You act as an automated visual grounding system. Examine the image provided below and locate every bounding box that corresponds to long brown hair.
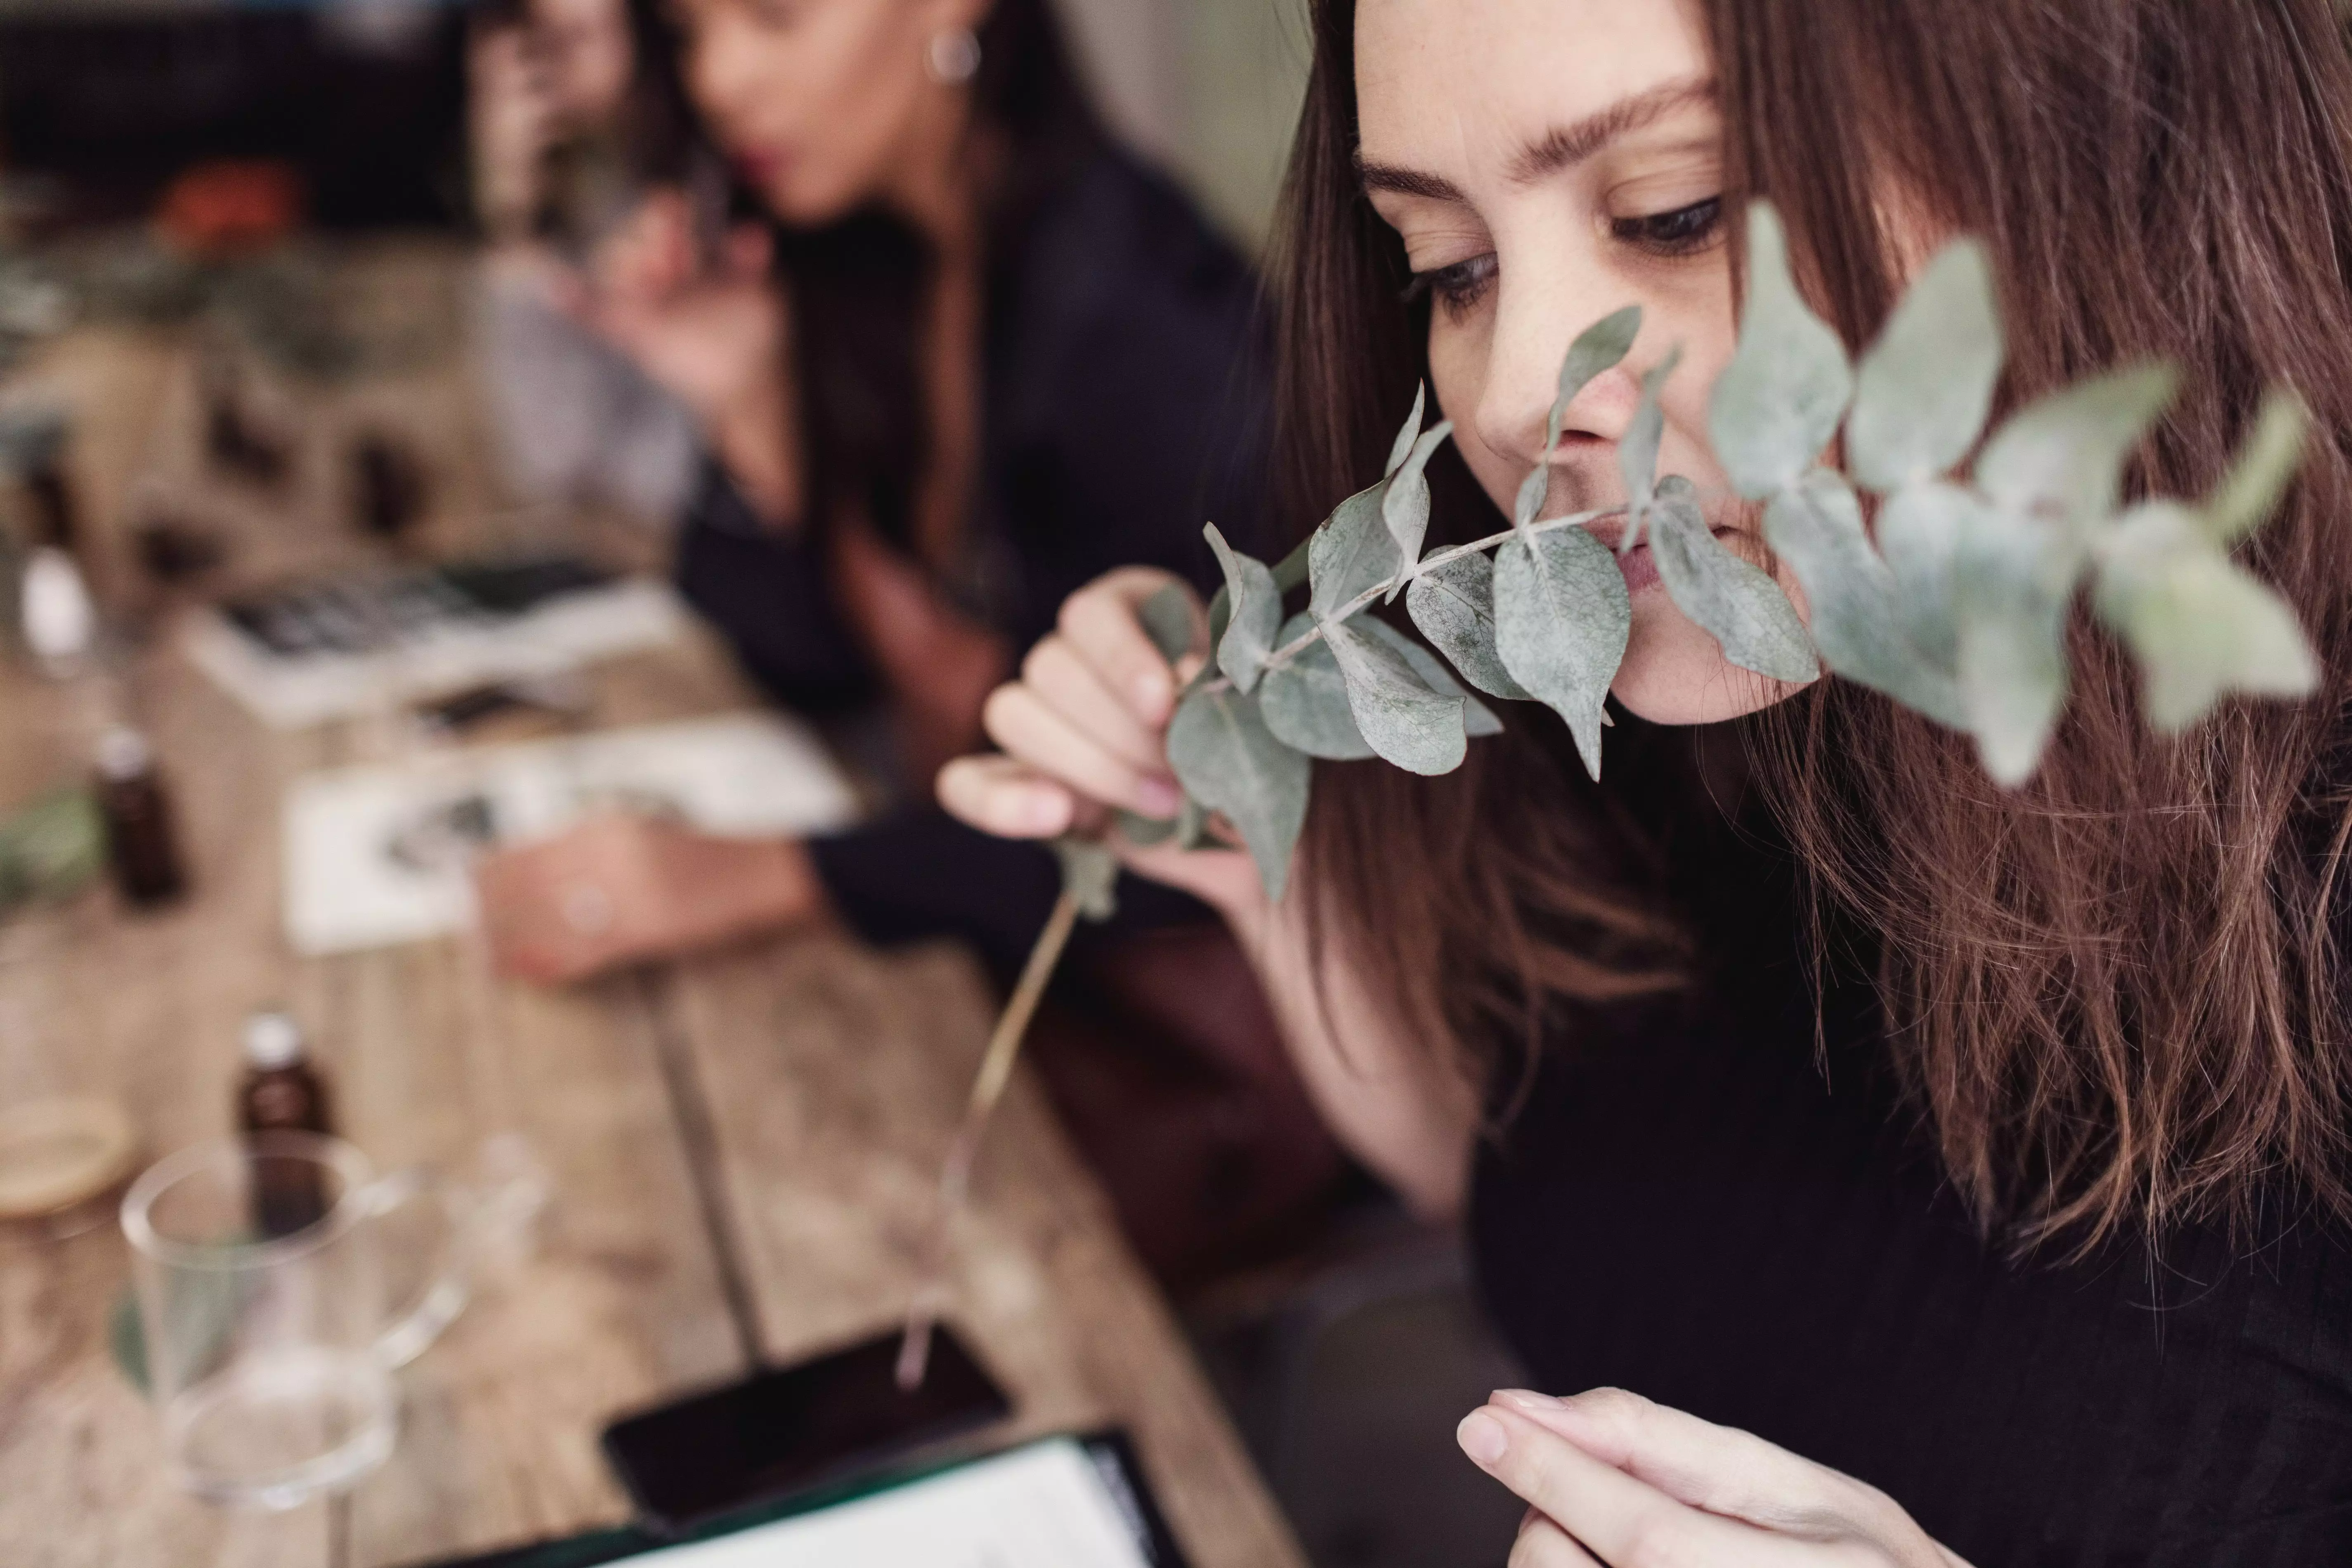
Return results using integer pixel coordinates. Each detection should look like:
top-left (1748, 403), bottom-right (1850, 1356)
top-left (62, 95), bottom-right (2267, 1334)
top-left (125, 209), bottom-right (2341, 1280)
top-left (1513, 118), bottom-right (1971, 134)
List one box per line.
top-left (1278, 0), bottom-right (2352, 1248)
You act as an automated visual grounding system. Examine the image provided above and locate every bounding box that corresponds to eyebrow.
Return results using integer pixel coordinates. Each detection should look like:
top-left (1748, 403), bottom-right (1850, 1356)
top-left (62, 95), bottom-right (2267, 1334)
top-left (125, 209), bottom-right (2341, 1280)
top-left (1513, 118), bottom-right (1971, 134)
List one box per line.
top-left (1357, 78), bottom-right (1718, 201)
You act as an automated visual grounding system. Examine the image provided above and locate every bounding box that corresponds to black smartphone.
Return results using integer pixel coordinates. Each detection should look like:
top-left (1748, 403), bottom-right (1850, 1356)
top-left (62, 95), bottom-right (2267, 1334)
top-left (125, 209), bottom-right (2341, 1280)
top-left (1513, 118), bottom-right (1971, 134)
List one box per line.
top-left (600, 1326), bottom-right (1011, 1534)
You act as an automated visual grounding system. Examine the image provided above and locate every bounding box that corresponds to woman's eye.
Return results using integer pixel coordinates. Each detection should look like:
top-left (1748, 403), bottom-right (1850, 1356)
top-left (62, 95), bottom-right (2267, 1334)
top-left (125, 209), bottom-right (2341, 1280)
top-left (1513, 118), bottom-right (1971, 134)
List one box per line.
top-left (1404, 253), bottom-right (1499, 316)
top-left (1610, 197), bottom-right (1724, 258)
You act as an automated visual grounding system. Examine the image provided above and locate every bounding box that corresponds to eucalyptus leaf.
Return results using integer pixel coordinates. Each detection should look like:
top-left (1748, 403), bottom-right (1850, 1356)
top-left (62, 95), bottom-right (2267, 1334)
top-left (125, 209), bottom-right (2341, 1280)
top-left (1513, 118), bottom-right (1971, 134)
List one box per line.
top-left (1116, 810), bottom-right (1179, 848)
top-left (1138, 583), bottom-right (1200, 665)
top-left (1382, 420), bottom-right (1456, 574)
top-left (1762, 468), bottom-right (1967, 727)
top-left (1271, 534), bottom-right (1313, 595)
top-left (1322, 616), bottom-right (1469, 776)
top-left (1515, 466), bottom-right (1549, 532)
top-left (1164, 685), bottom-right (1311, 901)
top-left (1847, 239), bottom-right (2004, 492)
top-left (1310, 482), bottom-right (1404, 618)
top-left (1618, 347), bottom-right (1684, 552)
top-left (1406, 550), bottom-right (1536, 701)
top-left (1206, 524), bottom-right (1280, 693)
top-left (1953, 506), bottom-right (2079, 785)
top-left (2206, 388), bottom-right (2307, 546)
top-left (1875, 479), bottom-right (1987, 669)
top-left (1547, 305), bottom-right (1644, 452)
top-left (1051, 836), bottom-right (1122, 921)
top-left (1647, 495), bottom-right (1819, 683)
top-left (1177, 795), bottom-right (1211, 852)
top-left (1494, 523), bottom-right (1632, 779)
top-left (1386, 382), bottom-right (1429, 479)
top-left (2093, 501), bottom-right (2320, 731)
top-left (1709, 203), bottom-right (1855, 498)
top-left (1360, 616), bottom-right (1504, 736)
top-left (1976, 363), bottom-right (2178, 528)
top-left (1260, 612), bottom-right (1377, 760)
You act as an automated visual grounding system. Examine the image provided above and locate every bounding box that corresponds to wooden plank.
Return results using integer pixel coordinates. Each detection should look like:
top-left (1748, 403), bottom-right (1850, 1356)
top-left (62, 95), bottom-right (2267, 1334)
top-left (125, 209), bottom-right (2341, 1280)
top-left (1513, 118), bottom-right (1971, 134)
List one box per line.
top-left (663, 934), bottom-right (1309, 1568)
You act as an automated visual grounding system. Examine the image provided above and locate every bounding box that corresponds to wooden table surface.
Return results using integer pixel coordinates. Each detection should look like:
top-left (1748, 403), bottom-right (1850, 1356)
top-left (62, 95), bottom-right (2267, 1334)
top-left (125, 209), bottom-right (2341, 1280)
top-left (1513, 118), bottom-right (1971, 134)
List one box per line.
top-left (0, 251), bottom-right (1305, 1568)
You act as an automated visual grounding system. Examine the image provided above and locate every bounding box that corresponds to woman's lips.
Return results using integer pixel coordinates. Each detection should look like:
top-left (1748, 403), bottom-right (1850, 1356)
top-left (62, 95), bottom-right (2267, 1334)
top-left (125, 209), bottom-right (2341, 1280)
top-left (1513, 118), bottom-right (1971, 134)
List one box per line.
top-left (730, 149), bottom-right (786, 189)
top-left (1618, 541), bottom-right (1662, 595)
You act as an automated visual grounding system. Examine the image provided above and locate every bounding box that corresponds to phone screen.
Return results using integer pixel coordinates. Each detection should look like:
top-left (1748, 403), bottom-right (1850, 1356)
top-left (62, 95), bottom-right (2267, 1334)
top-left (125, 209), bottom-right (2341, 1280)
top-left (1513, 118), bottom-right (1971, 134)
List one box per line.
top-left (600, 1328), bottom-right (1011, 1533)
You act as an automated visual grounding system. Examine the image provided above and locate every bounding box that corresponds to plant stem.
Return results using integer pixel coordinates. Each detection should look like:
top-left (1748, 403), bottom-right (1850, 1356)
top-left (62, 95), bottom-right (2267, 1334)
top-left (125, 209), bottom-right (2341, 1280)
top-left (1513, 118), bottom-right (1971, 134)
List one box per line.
top-left (1226, 503), bottom-right (1629, 689)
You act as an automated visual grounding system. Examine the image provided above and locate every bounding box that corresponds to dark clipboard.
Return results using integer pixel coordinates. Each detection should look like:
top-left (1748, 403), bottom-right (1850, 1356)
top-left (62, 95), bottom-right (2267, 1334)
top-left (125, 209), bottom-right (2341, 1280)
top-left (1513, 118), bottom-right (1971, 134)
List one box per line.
top-left (397, 1430), bottom-right (1191, 1568)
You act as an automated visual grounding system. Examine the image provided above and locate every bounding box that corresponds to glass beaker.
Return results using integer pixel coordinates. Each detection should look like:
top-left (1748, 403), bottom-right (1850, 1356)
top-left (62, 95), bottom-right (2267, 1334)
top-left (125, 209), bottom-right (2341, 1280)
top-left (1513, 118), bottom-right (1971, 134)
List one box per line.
top-left (0, 902), bottom-right (136, 1237)
top-left (119, 1131), bottom-right (541, 1509)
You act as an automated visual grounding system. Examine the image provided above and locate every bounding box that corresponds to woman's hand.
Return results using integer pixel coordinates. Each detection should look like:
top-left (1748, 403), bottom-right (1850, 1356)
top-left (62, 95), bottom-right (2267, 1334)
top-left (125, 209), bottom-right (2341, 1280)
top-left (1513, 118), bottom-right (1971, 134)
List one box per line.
top-left (1458, 1389), bottom-right (1972, 1568)
top-left (935, 567), bottom-right (1263, 919)
top-left (473, 815), bottom-right (822, 985)
top-left (570, 191), bottom-right (801, 521)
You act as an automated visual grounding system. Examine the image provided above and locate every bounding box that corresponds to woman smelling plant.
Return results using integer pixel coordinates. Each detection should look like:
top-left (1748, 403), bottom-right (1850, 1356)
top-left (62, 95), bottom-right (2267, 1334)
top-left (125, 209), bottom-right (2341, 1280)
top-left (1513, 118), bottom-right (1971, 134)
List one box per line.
top-left (941, 0), bottom-right (2352, 1559)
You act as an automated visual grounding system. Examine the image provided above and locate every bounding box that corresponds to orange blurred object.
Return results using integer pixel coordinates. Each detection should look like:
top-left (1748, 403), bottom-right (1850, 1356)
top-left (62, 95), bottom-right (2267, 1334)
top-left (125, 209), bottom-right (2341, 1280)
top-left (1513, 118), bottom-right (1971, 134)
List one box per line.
top-left (154, 160), bottom-right (306, 258)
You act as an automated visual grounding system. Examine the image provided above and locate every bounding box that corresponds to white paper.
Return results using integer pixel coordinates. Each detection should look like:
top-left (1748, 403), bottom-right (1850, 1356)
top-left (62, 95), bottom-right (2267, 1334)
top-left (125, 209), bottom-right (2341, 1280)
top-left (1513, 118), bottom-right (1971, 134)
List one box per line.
top-left (283, 713), bottom-right (861, 956)
top-left (628, 1440), bottom-right (1157, 1568)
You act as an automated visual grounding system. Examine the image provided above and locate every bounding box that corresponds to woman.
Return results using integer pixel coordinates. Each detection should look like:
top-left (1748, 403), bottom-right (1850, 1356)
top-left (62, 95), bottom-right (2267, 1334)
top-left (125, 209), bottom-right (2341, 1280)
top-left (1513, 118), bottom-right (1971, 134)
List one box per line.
top-left (941, 0), bottom-right (2352, 1560)
top-left (474, 0), bottom-right (1341, 1283)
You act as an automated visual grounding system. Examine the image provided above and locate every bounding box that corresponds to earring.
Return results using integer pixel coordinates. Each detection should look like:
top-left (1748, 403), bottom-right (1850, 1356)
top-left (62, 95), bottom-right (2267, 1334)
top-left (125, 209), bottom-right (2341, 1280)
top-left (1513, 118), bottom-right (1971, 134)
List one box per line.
top-left (926, 24), bottom-right (981, 85)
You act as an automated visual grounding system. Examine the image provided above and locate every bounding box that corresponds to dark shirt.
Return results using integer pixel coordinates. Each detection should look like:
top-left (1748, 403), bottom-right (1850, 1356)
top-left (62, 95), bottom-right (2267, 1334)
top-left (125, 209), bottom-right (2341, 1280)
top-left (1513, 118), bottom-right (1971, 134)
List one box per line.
top-left (1470, 720), bottom-right (2352, 1567)
top-left (675, 145), bottom-right (1271, 972)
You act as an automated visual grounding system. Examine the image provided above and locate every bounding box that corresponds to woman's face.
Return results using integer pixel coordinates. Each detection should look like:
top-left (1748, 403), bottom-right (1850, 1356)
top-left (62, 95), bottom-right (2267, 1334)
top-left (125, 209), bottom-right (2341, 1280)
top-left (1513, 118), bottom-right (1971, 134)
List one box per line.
top-left (1356, 0), bottom-right (1802, 725)
top-left (669, 0), bottom-right (983, 226)
top-left (532, 0), bottom-right (637, 128)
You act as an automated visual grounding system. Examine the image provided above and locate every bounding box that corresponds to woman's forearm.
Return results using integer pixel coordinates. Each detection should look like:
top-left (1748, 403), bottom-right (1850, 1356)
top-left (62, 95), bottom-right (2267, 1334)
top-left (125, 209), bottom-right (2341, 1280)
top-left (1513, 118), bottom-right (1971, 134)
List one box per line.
top-left (1219, 880), bottom-right (1479, 1222)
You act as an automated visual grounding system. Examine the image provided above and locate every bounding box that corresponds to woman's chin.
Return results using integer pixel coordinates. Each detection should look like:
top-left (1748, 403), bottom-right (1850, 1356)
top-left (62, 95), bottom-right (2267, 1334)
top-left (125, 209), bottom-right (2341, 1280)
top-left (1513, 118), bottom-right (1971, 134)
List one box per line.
top-left (1607, 594), bottom-right (1803, 726)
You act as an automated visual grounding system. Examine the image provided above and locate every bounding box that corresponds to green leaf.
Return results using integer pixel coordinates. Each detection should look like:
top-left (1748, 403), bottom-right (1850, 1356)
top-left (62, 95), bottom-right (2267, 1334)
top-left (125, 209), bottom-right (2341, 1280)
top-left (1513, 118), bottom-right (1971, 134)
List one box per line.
top-left (1514, 465), bottom-right (1549, 531)
top-left (2206, 388), bottom-right (2307, 546)
top-left (1115, 810), bottom-right (1178, 848)
top-left (1494, 523), bottom-right (1632, 779)
top-left (1259, 612), bottom-right (1377, 760)
top-left (1322, 616), bottom-right (1469, 776)
top-left (1205, 524), bottom-right (1281, 693)
top-left (1976, 364), bottom-right (2177, 528)
top-left (1176, 795), bottom-right (1212, 851)
top-left (1382, 420), bottom-right (1455, 574)
top-left (1138, 583), bottom-right (1200, 665)
top-left (1709, 202), bottom-right (1854, 498)
top-left (1310, 482), bottom-right (1404, 619)
top-left (1406, 550), bottom-right (1536, 702)
top-left (1547, 305), bottom-right (1644, 452)
top-left (1953, 506), bottom-right (2080, 784)
top-left (1164, 685), bottom-right (1311, 901)
top-left (0, 788), bottom-right (104, 916)
top-left (1271, 535), bottom-right (1312, 595)
top-left (1647, 494), bottom-right (1819, 684)
top-left (1617, 347), bottom-right (1683, 552)
top-left (1051, 836), bottom-right (1122, 921)
top-left (2093, 501), bottom-right (2319, 731)
top-left (1385, 382), bottom-right (1429, 479)
top-left (1874, 479), bottom-right (1987, 670)
top-left (1847, 239), bottom-right (2004, 492)
top-left (1359, 616), bottom-right (1503, 736)
top-left (1762, 469), bottom-right (1967, 727)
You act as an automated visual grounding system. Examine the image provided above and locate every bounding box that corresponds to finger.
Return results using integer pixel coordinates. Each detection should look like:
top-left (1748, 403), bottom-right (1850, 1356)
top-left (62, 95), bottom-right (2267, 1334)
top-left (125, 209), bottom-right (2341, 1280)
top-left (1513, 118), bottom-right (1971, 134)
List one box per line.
top-left (1493, 1389), bottom-right (1899, 1536)
top-left (1507, 1515), bottom-right (1603, 1568)
top-left (983, 685), bottom-right (1185, 817)
top-left (936, 753), bottom-right (1078, 839)
top-left (1057, 568), bottom-right (1195, 726)
top-left (1459, 1405), bottom-right (1778, 1568)
top-left (1021, 635), bottom-right (1170, 774)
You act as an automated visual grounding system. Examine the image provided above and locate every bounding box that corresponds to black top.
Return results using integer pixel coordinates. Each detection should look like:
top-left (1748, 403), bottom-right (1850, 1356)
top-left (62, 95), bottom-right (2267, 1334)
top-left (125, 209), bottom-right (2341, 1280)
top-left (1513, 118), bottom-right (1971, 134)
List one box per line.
top-left (1470, 720), bottom-right (2352, 1567)
top-left (675, 145), bottom-right (1272, 968)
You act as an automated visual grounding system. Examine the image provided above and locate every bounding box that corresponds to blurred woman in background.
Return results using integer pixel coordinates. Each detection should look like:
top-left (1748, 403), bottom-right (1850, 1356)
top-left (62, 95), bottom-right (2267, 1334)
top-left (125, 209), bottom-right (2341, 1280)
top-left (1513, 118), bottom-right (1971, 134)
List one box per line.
top-left (472, 0), bottom-right (1340, 1283)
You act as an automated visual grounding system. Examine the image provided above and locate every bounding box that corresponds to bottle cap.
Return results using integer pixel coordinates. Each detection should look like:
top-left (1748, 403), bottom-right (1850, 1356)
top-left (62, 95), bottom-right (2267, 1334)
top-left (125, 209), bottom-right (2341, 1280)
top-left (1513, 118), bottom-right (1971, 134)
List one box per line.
top-left (242, 1012), bottom-right (305, 1071)
top-left (94, 727), bottom-right (153, 781)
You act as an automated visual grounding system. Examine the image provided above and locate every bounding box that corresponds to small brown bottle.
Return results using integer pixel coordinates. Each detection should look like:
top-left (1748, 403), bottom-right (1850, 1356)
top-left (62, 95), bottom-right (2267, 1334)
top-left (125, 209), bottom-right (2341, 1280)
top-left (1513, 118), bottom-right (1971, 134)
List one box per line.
top-left (238, 1012), bottom-right (336, 1237)
top-left (94, 728), bottom-right (188, 909)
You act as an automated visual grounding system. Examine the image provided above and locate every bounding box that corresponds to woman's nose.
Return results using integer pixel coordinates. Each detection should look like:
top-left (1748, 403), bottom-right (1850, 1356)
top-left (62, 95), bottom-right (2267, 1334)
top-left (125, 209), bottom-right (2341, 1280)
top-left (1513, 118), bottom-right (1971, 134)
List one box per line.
top-left (1474, 279), bottom-right (1642, 468)
top-left (687, 14), bottom-right (763, 124)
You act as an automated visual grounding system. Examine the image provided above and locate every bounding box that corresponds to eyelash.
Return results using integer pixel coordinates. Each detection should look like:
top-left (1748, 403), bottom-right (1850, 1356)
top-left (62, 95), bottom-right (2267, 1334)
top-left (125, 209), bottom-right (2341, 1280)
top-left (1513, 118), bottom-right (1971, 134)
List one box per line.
top-left (1402, 196), bottom-right (1725, 316)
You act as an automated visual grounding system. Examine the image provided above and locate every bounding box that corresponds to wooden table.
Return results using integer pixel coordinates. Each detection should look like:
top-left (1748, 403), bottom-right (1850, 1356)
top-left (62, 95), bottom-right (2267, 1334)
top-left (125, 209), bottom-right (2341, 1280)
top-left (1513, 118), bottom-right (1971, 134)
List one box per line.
top-left (0, 258), bottom-right (1304, 1568)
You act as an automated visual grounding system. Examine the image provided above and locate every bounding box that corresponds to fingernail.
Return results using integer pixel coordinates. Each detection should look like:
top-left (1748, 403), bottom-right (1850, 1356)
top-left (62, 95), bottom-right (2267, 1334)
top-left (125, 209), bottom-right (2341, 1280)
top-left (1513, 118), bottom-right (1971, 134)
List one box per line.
top-left (1457, 1411), bottom-right (1509, 1466)
top-left (1136, 777), bottom-right (1183, 816)
top-left (1495, 1389), bottom-right (1561, 1412)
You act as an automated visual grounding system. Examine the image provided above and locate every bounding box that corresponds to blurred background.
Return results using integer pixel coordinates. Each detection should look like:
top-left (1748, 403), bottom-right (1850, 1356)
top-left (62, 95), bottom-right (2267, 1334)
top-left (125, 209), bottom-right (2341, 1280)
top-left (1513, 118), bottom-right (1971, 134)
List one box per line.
top-left (0, 3), bottom-right (1532, 1564)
